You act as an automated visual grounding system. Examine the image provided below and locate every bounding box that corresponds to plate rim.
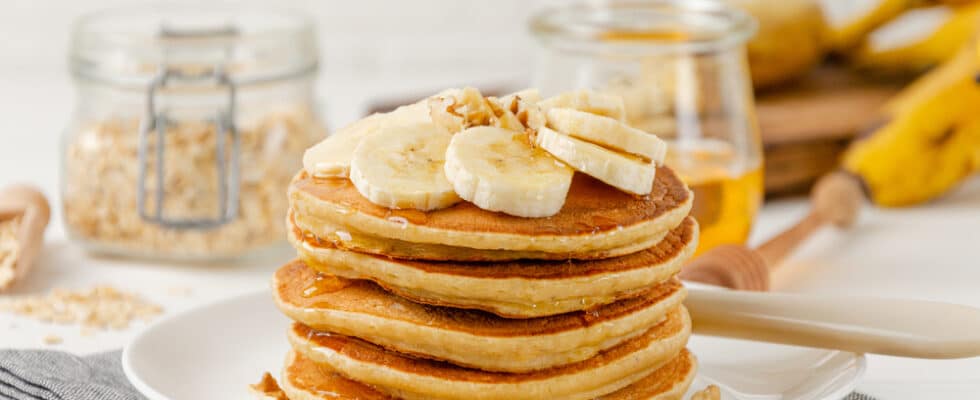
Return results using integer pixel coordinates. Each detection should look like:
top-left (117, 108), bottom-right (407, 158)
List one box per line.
top-left (123, 290), bottom-right (867, 400)
top-left (122, 289), bottom-right (271, 400)
top-left (817, 352), bottom-right (867, 399)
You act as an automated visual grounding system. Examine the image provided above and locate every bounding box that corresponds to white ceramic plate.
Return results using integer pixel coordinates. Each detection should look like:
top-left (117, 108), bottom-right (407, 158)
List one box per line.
top-left (123, 290), bottom-right (865, 400)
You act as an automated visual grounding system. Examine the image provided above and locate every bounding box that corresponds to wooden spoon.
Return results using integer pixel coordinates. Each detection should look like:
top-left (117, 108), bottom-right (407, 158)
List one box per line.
top-left (680, 171), bottom-right (864, 291)
top-left (0, 184), bottom-right (50, 291)
top-left (687, 285), bottom-right (980, 359)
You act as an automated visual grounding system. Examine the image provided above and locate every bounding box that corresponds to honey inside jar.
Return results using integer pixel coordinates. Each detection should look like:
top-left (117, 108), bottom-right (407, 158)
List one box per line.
top-left (599, 30), bottom-right (692, 42)
top-left (667, 143), bottom-right (763, 256)
top-left (601, 29), bottom-right (763, 257)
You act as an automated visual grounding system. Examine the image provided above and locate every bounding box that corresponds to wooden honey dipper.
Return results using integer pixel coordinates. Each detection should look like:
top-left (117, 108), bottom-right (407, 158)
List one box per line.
top-left (0, 184), bottom-right (50, 291)
top-left (680, 171), bottom-right (864, 291)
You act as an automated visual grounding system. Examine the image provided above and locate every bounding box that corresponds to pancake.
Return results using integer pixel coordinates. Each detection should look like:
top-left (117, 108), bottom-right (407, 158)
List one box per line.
top-left (289, 210), bottom-right (673, 262)
top-left (274, 350), bottom-right (696, 400)
top-left (288, 167), bottom-right (692, 261)
top-left (286, 307), bottom-right (692, 400)
top-left (289, 217), bottom-right (697, 318)
top-left (274, 260), bottom-right (687, 372)
top-left (595, 349), bottom-right (696, 400)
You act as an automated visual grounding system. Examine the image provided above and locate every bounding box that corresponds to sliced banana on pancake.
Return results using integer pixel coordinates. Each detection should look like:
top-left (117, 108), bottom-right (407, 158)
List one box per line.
top-left (349, 122), bottom-right (461, 211)
top-left (546, 107), bottom-right (667, 163)
top-left (302, 114), bottom-right (383, 178)
top-left (535, 126), bottom-right (656, 195)
top-left (302, 102), bottom-right (430, 178)
top-left (539, 89), bottom-right (627, 121)
top-left (445, 126), bottom-right (573, 217)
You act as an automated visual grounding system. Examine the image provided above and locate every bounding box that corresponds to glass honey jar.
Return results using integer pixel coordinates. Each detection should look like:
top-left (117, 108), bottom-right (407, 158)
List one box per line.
top-left (531, 0), bottom-right (764, 255)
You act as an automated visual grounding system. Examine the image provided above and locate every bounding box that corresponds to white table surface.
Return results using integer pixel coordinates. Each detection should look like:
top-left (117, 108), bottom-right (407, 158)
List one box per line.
top-left (2, 71), bottom-right (980, 399)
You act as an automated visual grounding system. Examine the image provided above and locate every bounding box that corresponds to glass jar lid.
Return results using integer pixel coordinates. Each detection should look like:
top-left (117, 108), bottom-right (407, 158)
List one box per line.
top-left (530, 0), bottom-right (757, 56)
top-left (71, 4), bottom-right (317, 88)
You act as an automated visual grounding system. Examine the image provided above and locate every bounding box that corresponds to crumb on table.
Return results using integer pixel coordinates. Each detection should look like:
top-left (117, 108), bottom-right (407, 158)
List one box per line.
top-left (690, 384), bottom-right (721, 400)
top-left (0, 285), bottom-right (163, 334)
top-left (249, 372), bottom-right (288, 400)
top-left (42, 334), bottom-right (62, 345)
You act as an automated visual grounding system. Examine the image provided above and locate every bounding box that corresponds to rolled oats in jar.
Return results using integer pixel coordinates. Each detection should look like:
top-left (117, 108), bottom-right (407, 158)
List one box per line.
top-left (62, 6), bottom-right (324, 259)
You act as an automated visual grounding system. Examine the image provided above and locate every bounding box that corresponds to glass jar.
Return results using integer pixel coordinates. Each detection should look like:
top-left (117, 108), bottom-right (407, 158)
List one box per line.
top-left (62, 5), bottom-right (324, 260)
top-left (531, 0), bottom-right (764, 256)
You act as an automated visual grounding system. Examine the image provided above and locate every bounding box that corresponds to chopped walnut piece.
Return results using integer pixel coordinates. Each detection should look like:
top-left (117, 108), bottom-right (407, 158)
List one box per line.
top-left (428, 87), bottom-right (497, 133)
top-left (428, 88), bottom-right (545, 141)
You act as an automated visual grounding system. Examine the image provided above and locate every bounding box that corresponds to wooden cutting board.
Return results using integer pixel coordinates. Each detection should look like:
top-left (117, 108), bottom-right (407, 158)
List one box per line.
top-left (756, 65), bottom-right (904, 196)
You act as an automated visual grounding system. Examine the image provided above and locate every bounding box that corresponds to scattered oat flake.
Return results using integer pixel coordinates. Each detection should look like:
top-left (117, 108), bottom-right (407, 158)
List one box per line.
top-left (0, 285), bottom-right (164, 333)
top-left (62, 109), bottom-right (319, 257)
top-left (42, 334), bottom-right (62, 345)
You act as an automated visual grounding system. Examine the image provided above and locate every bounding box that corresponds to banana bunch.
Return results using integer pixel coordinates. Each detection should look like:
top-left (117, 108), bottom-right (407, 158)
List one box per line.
top-left (842, 42), bottom-right (980, 206)
top-left (729, 0), bottom-right (828, 88)
top-left (823, 0), bottom-right (924, 53)
top-left (303, 88), bottom-right (668, 217)
top-left (825, 0), bottom-right (980, 74)
top-left (853, 1), bottom-right (980, 74)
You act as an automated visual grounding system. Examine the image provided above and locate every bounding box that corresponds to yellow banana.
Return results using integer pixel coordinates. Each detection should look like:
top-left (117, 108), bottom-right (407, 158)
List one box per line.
top-left (852, 2), bottom-right (980, 74)
top-left (824, 0), bottom-right (924, 53)
top-left (883, 39), bottom-right (976, 114)
top-left (729, 0), bottom-right (827, 88)
top-left (842, 43), bottom-right (980, 206)
top-left (935, 0), bottom-right (980, 5)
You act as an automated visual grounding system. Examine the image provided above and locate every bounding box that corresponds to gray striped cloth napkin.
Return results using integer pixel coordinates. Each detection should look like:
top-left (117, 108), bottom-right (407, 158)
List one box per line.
top-left (0, 349), bottom-right (875, 400)
top-left (0, 350), bottom-right (142, 400)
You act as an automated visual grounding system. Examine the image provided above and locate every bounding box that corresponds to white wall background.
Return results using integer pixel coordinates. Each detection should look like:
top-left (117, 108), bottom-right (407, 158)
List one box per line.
top-left (0, 0), bottom-right (539, 120)
top-left (0, 0), bottom-right (540, 216)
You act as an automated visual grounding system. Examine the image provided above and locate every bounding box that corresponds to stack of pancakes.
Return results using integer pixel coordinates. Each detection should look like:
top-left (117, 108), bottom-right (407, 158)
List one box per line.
top-left (268, 164), bottom-right (699, 399)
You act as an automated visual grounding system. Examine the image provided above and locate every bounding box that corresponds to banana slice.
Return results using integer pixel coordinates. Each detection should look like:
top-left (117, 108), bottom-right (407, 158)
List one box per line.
top-left (445, 126), bottom-right (573, 217)
top-left (302, 102), bottom-right (431, 178)
top-left (349, 122), bottom-right (460, 211)
top-left (546, 107), bottom-right (667, 163)
top-left (538, 90), bottom-right (627, 121)
top-left (387, 101), bottom-right (434, 125)
top-left (302, 114), bottom-right (382, 178)
top-left (535, 126), bottom-right (656, 195)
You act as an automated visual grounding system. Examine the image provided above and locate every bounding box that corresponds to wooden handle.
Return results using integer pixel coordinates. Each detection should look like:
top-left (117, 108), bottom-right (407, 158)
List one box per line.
top-left (686, 286), bottom-right (980, 359)
top-left (756, 171), bottom-right (863, 267)
top-left (682, 171), bottom-right (864, 291)
top-left (755, 212), bottom-right (822, 267)
top-left (679, 245), bottom-right (770, 291)
top-left (811, 171), bottom-right (864, 228)
top-left (0, 184), bottom-right (50, 289)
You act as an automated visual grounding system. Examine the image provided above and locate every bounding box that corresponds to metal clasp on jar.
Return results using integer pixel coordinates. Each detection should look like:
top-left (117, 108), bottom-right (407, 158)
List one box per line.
top-left (136, 27), bottom-right (240, 230)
